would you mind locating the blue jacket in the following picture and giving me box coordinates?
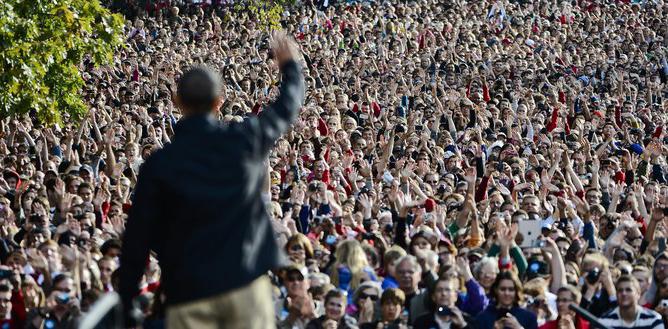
[475,303,537,329]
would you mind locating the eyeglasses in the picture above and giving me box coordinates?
[359,293,379,301]
[426,180,438,184]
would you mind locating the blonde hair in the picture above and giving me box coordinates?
[285,233,314,259]
[583,252,609,269]
[330,239,369,292]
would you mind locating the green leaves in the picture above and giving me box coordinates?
[242,0,293,31]
[0,0,123,125]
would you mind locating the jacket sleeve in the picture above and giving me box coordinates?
[392,211,408,250]
[10,288,26,329]
[118,160,161,319]
[583,221,597,250]
[511,246,528,277]
[247,60,305,156]
[458,279,488,316]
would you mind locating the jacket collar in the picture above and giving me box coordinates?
[174,113,218,135]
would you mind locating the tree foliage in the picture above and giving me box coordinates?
[0,0,124,124]
[234,0,293,31]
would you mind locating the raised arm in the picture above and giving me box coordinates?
[246,32,305,157]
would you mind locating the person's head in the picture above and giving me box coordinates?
[175,66,223,115]
[283,265,309,297]
[380,288,405,322]
[77,182,94,203]
[632,266,651,296]
[285,233,314,265]
[474,257,499,290]
[555,237,571,257]
[654,252,668,282]
[395,255,422,294]
[0,285,11,320]
[353,281,381,308]
[489,192,504,211]
[521,195,541,213]
[616,275,641,310]
[332,239,369,290]
[556,285,581,316]
[490,271,523,309]
[52,273,75,299]
[100,239,122,258]
[324,289,346,321]
[585,188,602,205]
[431,274,460,309]
[581,252,608,275]
[383,246,407,277]
[409,230,435,254]
[21,278,45,309]
[656,276,668,304]
[98,257,118,285]
[437,240,457,267]
[5,251,26,273]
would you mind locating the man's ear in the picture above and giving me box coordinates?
[213,95,225,113]
[172,93,182,111]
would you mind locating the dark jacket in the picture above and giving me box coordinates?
[474,303,537,329]
[360,319,401,329]
[579,287,616,317]
[306,315,358,329]
[413,310,476,329]
[118,60,305,309]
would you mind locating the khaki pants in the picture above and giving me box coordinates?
[167,276,275,329]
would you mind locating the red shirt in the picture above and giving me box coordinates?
[540,316,590,329]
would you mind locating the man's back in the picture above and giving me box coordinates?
[119,59,305,307]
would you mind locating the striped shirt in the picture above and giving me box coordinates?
[599,306,664,329]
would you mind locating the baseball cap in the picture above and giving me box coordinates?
[282,263,308,281]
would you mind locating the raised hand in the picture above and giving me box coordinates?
[271,30,302,68]
[462,166,477,185]
[456,256,473,281]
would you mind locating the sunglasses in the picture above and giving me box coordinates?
[289,244,304,252]
[359,293,379,301]
[287,275,304,282]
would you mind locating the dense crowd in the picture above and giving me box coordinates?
[0,0,667,328]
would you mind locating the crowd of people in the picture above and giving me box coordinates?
[0,0,667,328]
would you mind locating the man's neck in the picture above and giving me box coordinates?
[619,305,639,323]
[402,286,419,296]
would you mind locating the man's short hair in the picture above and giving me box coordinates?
[557,285,582,304]
[615,275,640,292]
[324,289,346,305]
[395,255,421,273]
[177,66,222,112]
[380,288,405,306]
